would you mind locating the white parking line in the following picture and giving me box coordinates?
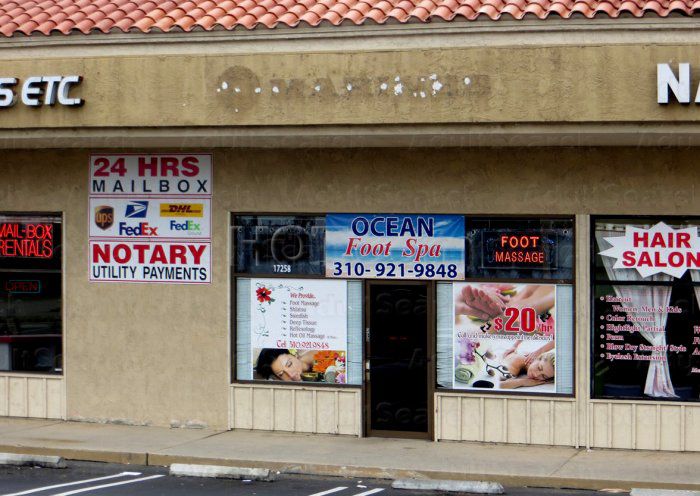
[308,487,349,496]
[352,489,385,496]
[50,475,165,496]
[0,472,142,496]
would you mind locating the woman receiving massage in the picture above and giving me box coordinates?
[499,339,555,388]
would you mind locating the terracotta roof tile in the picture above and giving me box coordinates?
[320,10,342,22]
[215,13,236,27]
[0,0,698,37]
[237,12,258,26]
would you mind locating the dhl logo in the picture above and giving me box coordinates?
[159,203,204,217]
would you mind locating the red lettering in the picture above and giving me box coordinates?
[669,252,684,267]
[633,231,649,247]
[345,237,361,256]
[622,251,636,267]
[638,251,653,267]
[653,251,667,267]
[93,243,111,263]
[677,232,691,248]
[402,238,417,259]
[113,244,130,263]
[650,232,665,248]
[188,244,206,265]
[160,157,179,176]
[181,156,200,177]
[132,244,149,263]
[150,245,167,264]
[138,156,158,177]
[416,243,429,262]
[170,244,187,264]
[688,251,700,268]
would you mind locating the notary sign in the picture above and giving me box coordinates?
[325,214,465,279]
[89,154,213,284]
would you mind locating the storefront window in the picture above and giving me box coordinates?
[592,217,700,402]
[465,217,573,280]
[437,217,575,395]
[232,215,362,386]
[0,214,62,374]
[232,215,325,275]
[235,278,362,385]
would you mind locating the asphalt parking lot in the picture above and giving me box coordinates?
[0,461,627,496]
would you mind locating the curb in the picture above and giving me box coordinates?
[2,446,700,492]
[631,490,700,496]
[0,445,146,465]
[0,453,66,468]
[170,463,273,481]
[150,455,700,492]
[392,479,504,494]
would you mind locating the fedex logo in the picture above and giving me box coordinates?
[170,220,201,231]
[118,222,158,236]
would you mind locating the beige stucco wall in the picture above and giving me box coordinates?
[1,43,700,130]
[1,147,699,432]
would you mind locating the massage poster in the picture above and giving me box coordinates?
[325,214,465,280]
[250,278,348,384]
[453,282,557,392]
[593,220,700,401]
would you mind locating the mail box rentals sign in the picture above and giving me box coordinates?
[88,154,213,284]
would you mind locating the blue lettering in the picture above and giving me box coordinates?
[386,217,399,236]
[417,217,434,237]
[370,217,385,236]
[351,217,369,236]
[350,215,434,237]
[400,217,416,237]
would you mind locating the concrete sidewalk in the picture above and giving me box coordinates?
[0,418,698,491]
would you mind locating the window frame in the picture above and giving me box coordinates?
[436,214,576,398]
[230,211,362,388]
[0,211,64,376]
[590,214,700,403]
[229,212,576,398]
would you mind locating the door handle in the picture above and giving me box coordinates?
[365,327,370,342]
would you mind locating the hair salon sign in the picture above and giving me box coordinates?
[599,222,700,278]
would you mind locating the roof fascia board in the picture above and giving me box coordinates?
[1,16,700,52]
[1,123,699,148]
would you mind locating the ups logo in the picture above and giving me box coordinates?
[94,206,114,230]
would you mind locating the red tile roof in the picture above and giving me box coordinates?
[0,0,698,36]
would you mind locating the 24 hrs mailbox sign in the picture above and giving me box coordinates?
[89,154,213,284]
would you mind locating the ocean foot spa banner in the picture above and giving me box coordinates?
[452,282,557,393]
[250,278,348,384]
[594,218,700,401]
[325,214,465,280]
